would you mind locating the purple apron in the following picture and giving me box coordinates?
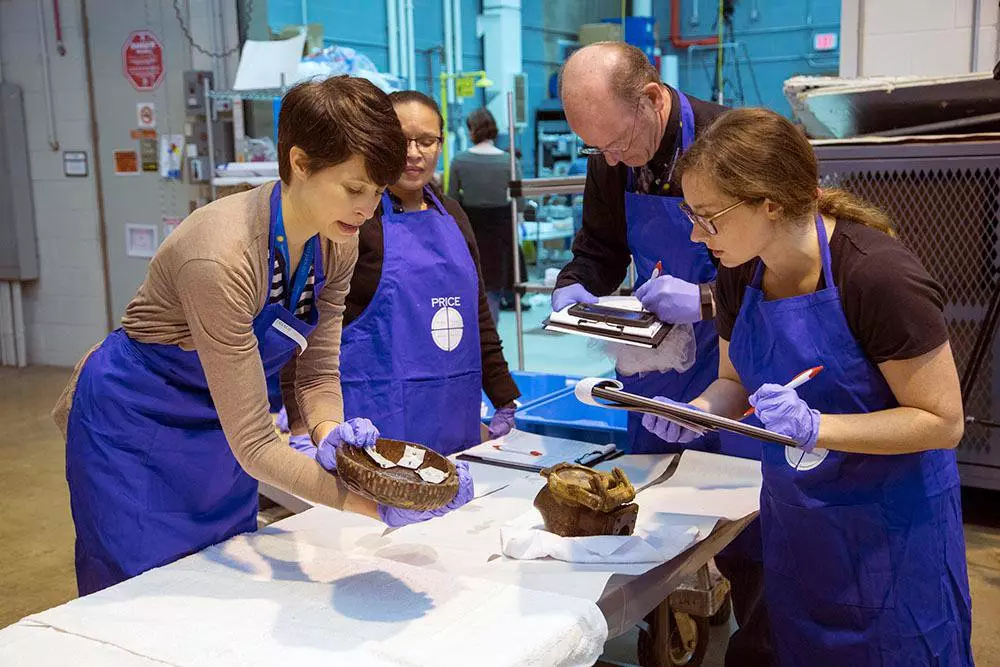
[339,188,482,456]
[66,183,325,595]
[729,214,972,665]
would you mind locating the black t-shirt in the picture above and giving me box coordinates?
[715,219,949,364]
[556,87,728,294]
[346,191,520,408]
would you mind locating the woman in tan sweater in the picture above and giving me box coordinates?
[55,76,473,596]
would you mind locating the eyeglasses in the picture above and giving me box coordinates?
[679,199,749,235]
[579,95,643,158]
[406,136,442,153]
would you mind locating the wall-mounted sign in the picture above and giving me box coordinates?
[813,32,838,52]
[123,30,164,91]
[162,216,182,237]
[136,102,156,128]
[455,75,476,99]
[113,149,139,175]
[63,151,88,177]
[139,138,158,173]
[125,224,158,258]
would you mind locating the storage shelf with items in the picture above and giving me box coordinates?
[198,81,287,198]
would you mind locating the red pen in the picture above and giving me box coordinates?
[492,444,543,457]
[742,366,824,418]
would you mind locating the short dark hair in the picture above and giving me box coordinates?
[388,90,444,132]
[277,76,406,186]
[466,107,498,144]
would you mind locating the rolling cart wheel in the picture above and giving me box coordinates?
[709,590,733,626]
[637,609,710,667]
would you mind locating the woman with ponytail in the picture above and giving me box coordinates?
[642,107,973,666]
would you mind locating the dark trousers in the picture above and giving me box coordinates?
[715,519,774,667]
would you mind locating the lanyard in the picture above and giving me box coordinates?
[274,201,318,310]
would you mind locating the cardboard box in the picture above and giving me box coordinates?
[578,23,623,45]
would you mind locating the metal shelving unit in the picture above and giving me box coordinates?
[204,82,285,199]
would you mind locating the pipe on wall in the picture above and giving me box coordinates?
[387,0,399,75]
[452,0,463,74]
[216,0,230,85]
[406,0,417,88]
[80,0,115,333]
[443,0,455,98]
[0,283,14,366]
[397,0,409,85]
[11,281,26,367]
[36,0,59,150]
[209,0,222,85]
[671,0,718,49]
[970,0,982,72]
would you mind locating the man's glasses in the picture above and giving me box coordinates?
[579,95,643,158]
[679,199,749,235]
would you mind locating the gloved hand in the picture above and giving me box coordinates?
[551,283,598,312]
[641,396,702,444]
[748,384,820,452]
[378,461,475,527]
[488,405,516,439]
[634,275,702,324]
[275,406,290,433]
[314,418,380,472]
[288,433,316,458]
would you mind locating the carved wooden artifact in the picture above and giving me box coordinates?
[534,463,639,537]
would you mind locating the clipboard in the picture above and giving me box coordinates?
[458,430,624,473]
[575,378,801,448]
[544,297,671,349]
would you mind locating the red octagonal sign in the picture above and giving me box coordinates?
[122,30,164,92]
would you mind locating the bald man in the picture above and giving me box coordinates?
[553,42,773,667]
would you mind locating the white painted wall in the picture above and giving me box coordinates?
[0,0,107,367]
[0,0,239,367]
[842,0,999,77]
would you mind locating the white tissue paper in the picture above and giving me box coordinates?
[397,445,426,470]
[591,322,697,376]
[417,467,448,484]
[500,509,700,564]
[365,447,397,469]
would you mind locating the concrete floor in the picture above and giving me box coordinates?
[2,365,999,666]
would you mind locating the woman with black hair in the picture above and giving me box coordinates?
[448,108,524,323]
[284,91,520,458]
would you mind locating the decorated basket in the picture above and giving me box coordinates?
[336,438,459,511]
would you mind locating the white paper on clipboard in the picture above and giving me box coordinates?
[459,429,616,471]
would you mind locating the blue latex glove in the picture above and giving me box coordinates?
[275,406,290,433]
[641,396,702,444]
[378,461,475,527]
[634,275,702,324]
[748,384,820,452]
[551,283,598,312]
[288,433,316,458]
[488,405,516,439]
[314,418,380,472]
